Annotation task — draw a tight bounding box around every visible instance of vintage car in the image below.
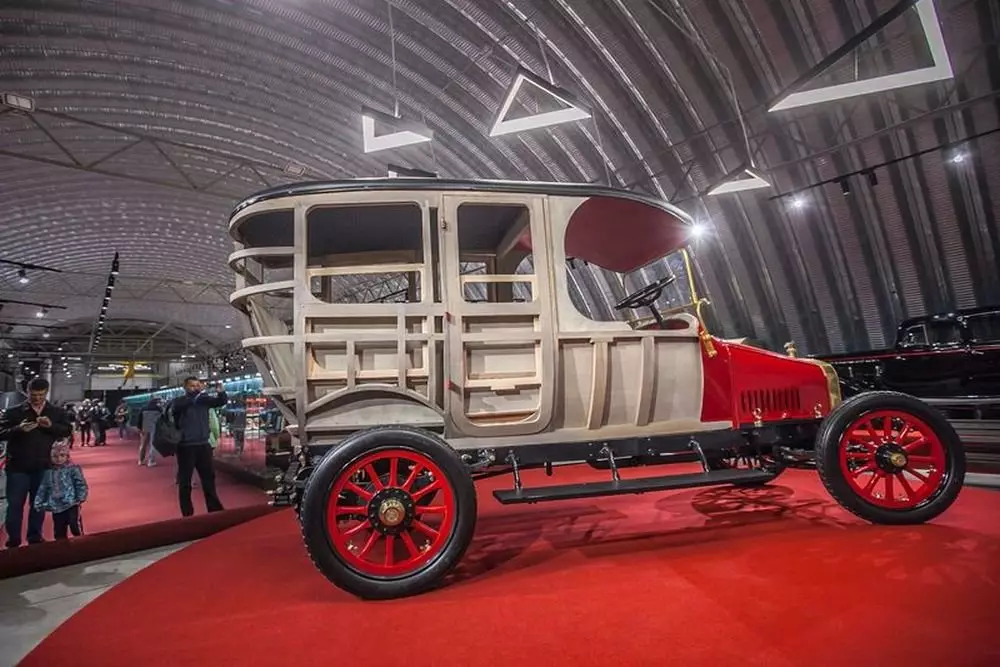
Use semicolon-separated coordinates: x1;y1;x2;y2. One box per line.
227;179;966;599
818;307;1000;412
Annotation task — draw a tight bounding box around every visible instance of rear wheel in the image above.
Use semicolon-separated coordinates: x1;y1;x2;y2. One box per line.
300;426;477;599
815;391;965;524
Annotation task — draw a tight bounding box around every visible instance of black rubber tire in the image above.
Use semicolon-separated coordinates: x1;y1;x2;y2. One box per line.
299;426;477;600
815;391;965;525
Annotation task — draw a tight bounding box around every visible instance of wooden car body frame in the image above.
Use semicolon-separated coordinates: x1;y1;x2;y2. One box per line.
228;178;839;467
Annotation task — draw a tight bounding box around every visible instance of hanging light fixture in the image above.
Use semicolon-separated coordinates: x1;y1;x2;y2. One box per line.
361;107;433;153
707;168;771;196
769;0;953;112
489;68;591;137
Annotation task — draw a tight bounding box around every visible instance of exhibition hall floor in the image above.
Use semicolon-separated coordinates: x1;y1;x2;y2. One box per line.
15;467;1000;667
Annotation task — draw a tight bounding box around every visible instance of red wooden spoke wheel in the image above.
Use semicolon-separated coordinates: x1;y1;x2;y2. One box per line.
815;392;965;525
838;410;946;510
326;449;456;577
300;426;477;599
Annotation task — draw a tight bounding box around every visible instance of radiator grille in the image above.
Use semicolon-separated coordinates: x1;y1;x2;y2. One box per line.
741;388;802;416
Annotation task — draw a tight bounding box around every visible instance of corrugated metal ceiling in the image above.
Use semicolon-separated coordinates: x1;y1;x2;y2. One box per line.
0;0;998;364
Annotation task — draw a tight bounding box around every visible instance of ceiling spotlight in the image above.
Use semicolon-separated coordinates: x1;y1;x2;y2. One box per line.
17;269;29;284
42;332;50;339
790;196;807;209
950;152;967;164
690;223;707;239
36;308;47;318
225;324;232;329
838;179;851;195
865;170;879;186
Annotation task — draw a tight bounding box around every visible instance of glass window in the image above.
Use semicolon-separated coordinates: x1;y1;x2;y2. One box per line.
965;312;1000;343
565;252;693;323
899;325;927;348
926;320;961;346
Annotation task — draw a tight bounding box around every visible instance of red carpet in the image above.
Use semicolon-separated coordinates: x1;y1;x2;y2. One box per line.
23;467;1000;667
1;432;269;576
7;431;266;539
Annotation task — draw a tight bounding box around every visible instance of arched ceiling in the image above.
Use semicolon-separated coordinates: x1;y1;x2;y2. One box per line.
1;0;998;362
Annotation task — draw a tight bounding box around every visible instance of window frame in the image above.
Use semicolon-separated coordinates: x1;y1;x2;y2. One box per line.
963;311;1000;344
303;200;430;306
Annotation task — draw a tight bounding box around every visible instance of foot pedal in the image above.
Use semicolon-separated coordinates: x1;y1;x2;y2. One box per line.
492;468;775;505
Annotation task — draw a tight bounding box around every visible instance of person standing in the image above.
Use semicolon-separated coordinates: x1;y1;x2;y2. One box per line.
170;377;227;517
34;441;89;540
62;402;77;447
230;399;247;456
92;401;109;446
115;403;128;440
0;378;73;548
76;400;92;447
138;397;161;467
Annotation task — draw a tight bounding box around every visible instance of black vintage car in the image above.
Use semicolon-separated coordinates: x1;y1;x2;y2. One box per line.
819;306;1000;413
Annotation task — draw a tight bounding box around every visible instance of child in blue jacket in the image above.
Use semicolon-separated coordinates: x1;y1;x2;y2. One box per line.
34;441;89;539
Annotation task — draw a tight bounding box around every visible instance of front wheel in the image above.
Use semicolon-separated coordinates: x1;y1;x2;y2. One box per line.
815;391;965;525
300;426;477;599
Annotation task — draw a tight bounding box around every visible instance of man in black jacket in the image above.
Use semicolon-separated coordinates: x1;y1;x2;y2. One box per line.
170;376;227;517
1;378;73;548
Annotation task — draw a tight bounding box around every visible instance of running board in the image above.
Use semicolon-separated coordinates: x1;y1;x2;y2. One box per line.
493;468;776;505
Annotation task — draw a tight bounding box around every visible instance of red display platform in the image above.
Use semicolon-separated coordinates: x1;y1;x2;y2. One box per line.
23;468;1000;667
7;431;266;538
1;432;269;577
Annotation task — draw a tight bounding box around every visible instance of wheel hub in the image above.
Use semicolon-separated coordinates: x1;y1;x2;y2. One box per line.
875;443;908;473
367;488;416;536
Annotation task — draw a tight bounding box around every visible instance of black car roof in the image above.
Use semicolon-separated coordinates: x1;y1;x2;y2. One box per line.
898;305;1000;330
229;178;692;224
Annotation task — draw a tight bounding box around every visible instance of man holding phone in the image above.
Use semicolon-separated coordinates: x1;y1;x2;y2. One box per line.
170;376;228;517
0;378;73;548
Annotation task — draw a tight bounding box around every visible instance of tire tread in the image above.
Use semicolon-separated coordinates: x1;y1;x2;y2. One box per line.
814;391;965;525
299;425;477;599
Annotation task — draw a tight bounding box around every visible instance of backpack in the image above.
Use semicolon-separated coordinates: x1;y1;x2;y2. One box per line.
152;404;182;457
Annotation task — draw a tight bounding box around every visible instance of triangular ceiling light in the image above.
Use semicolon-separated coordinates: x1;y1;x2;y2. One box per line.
706;168;771;196
770;0;952;112
361;107;433;154
489;68;590;137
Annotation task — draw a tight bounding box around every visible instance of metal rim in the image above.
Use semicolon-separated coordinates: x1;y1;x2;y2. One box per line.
325;448;456;578
837;409;948;510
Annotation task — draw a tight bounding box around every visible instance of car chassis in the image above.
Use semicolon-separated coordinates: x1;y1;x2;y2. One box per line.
228;178;966;599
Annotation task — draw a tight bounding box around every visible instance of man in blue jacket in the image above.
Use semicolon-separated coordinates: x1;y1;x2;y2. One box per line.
170;377;227;517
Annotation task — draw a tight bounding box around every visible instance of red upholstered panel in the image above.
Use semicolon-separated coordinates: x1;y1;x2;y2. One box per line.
565;197;689;273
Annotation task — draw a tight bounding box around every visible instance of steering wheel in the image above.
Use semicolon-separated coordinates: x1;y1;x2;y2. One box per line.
614;275;677;311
